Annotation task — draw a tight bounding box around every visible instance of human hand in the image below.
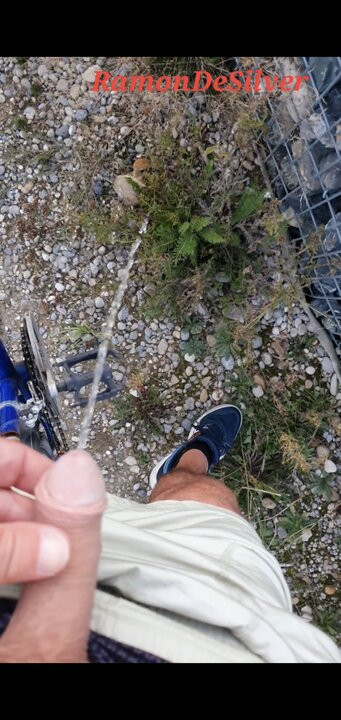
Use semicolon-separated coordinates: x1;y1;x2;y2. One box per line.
0;438;106;662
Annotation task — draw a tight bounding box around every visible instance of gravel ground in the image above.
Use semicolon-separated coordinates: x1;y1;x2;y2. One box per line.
0;56;340;639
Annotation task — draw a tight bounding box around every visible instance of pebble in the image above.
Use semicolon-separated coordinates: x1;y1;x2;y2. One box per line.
70;84;81;100
24;106;35;119
56;78;68;92
221;356;234;371
55;125;69;139
174;427;185;435
324;459;337;474
206;334;216;348
157;339;168;355
118;306;129;321
200;389;208;402
124;456;138;466
261;352;272;366
76;109;88;122
252;385;264;398
212;389;224;402
55;282;65;292
184;353;196;363
114;174;141;206
180;329;190;341
324;585;336;596
305;366;316;375
321;357;334;375
252;336;262;349
82;65;101;83
305;379;313;389
95;296;105;309
330;374;338;396
262;497;277;510
317;445;329;460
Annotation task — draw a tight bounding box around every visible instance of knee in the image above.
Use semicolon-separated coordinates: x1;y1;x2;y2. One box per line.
149;469;240;515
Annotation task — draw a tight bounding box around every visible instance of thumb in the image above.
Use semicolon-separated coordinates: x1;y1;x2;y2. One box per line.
0;450;106;663
0;522;70;584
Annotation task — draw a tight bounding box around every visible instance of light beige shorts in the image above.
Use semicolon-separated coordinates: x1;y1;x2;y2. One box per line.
2;494;339;662
93;494;340;663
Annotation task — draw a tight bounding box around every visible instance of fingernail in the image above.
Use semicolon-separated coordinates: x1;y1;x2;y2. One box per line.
46;450;106;508
37;527;70;577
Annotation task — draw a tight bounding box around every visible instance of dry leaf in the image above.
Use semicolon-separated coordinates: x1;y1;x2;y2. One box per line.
271;339;286;359
133;157;151;176
253;373;266;389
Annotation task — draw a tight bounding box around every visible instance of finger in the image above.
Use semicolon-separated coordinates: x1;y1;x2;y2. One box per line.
0;438;52;492
0;521;70;584
0;489;35;522
1;450;106;663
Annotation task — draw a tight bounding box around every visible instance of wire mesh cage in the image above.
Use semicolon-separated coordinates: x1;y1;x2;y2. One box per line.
235;57;341;349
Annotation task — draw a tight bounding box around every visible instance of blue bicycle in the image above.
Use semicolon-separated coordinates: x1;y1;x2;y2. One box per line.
0;314;123;458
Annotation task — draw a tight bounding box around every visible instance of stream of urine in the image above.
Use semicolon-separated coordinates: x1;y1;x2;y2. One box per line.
77;236;141;450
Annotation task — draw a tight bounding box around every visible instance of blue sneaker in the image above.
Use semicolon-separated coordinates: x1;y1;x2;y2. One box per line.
149;404;242;489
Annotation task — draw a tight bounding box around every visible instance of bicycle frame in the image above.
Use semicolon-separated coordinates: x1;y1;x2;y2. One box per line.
0;317;123;453
0;339;31;437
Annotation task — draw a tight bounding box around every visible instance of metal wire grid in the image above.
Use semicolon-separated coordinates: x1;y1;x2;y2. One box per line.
236;57;341;347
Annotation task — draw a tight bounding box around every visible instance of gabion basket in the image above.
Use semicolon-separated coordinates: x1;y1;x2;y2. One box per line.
236;57;341;349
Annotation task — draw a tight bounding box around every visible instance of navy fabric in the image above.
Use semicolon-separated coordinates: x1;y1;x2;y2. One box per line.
0;600;168;664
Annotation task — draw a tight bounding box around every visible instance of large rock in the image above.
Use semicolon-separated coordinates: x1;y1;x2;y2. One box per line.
319;152;341;191
300;112;334;149
292;139;320;193
113;175;143;206
307;57;341;94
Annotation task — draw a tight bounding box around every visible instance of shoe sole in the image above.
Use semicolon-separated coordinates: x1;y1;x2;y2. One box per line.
149;404;242;490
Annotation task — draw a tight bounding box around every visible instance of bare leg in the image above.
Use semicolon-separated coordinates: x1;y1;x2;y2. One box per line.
149;448;240;515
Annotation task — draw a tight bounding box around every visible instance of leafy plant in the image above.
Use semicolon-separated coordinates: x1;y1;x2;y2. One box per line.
311;474;334;502
182;337;206;358
232;185;267;225
314;609;341;638
63;323;98;347
214;322;232;357
279;509;313;541
78;210;114;244
175;216;228;263
12;115;28;131
114;133;268;321
112;386;164;434
31;82;43;97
